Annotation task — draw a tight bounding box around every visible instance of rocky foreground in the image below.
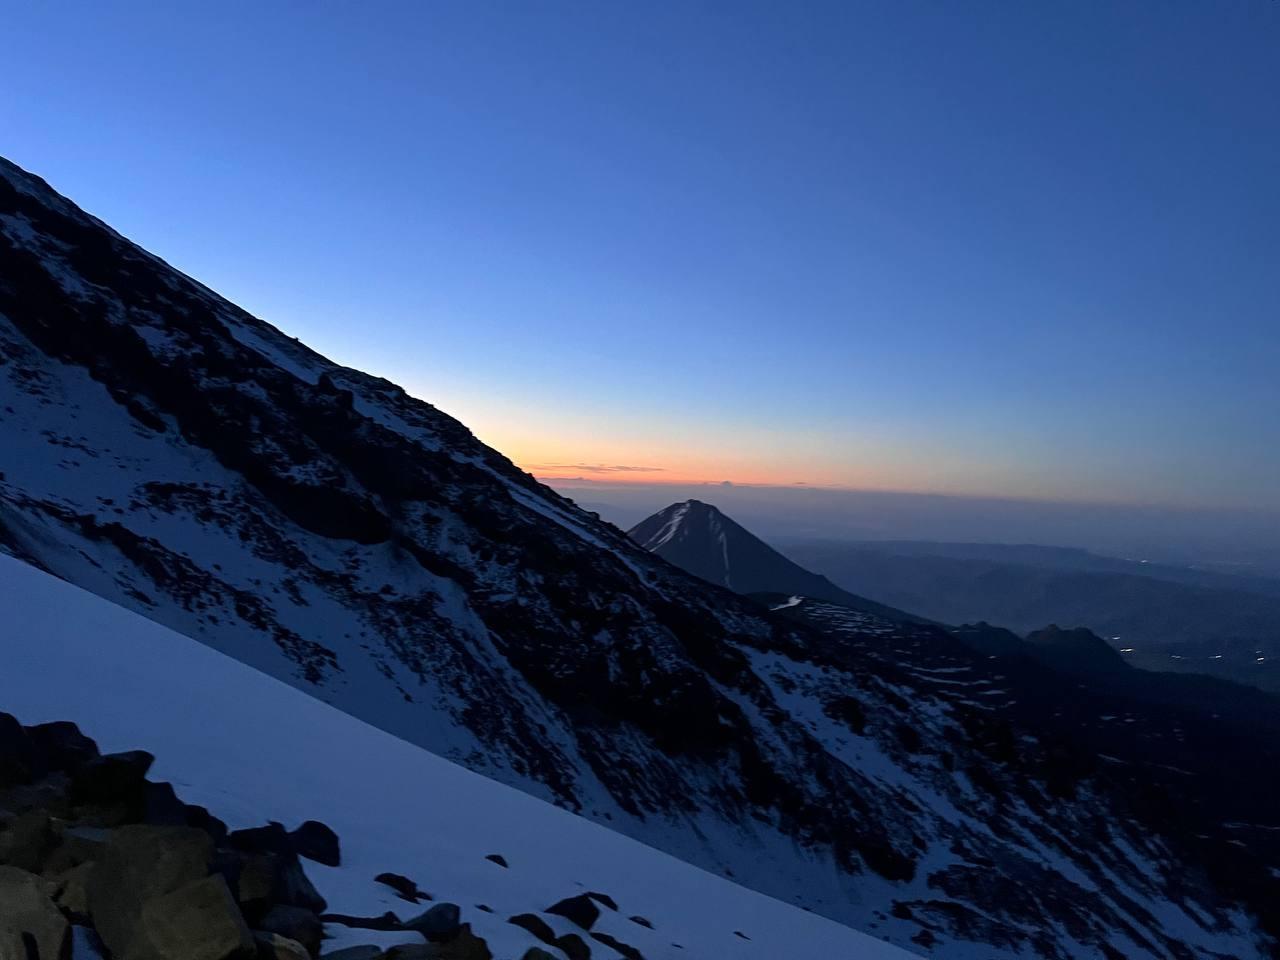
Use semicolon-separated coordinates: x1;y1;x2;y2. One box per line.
0;711;646;960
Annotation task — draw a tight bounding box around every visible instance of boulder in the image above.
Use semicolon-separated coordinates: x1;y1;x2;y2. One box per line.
0;712;42;787
254;931;311;960
374;871;427;903
289;820;340;867
545;894;599;930
590;932;642;960
584;892;617;911
143;781;191;826
87;824;214;958
320;949;384;960
0;864;71;960
554;933;591;960
138;874;256;960
424;925;490;960
25;721;99;771
0;773;72;818
506;914;556;946
403;902;461;942
319;911;402;931
384;926;490;960
0;809;56;872
258;904;322;957
69;750;154;821
482;854;507;868
43;824;111;875
520;951;558;960
227;822;292;857
185;803;229;844
53;859;96;920
276;854;328;913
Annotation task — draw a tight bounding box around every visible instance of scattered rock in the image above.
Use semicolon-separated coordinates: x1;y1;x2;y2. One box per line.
289;820;340;867
258;904;323;957
375;871;428;903
483;854;507;868
519;950;558;960
628;916;653;929
474;904;493;914
554;933;591;960
585;892;617;911
590;931;643;960
507;913;556;946
403;902;461;942
0;864;70;960
254;930;311;960
424;924;491;959
319;911;403;931
88;824;214;958
320;948;384;960
139;874;256;960
733;930;750;940
546;894;599;930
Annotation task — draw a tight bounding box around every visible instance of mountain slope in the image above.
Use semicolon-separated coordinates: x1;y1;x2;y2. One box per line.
0;154;1274;958
0;553;918;960
629;500;924;623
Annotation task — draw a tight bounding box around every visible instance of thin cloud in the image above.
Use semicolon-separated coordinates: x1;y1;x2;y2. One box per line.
528;463;666;475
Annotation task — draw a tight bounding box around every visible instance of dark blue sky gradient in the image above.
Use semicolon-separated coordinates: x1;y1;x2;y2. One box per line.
4;1;1277;507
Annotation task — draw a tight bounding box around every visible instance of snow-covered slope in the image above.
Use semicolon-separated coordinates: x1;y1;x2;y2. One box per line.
0;554;915;960
1;154;1276;959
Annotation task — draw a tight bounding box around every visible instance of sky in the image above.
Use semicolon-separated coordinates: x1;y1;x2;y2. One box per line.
3;1;1278;510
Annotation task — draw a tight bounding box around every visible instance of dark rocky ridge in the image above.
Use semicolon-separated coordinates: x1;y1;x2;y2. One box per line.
0;154;1275;957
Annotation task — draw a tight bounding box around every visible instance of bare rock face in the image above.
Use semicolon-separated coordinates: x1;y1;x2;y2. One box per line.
0;864;71;960
138;874;256;960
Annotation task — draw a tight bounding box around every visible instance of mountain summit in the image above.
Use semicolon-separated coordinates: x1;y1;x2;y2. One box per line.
630;500;923;621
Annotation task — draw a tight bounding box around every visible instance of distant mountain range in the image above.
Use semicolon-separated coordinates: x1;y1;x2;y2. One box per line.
777;538;1280;692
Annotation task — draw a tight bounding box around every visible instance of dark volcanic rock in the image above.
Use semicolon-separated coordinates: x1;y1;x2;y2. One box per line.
0;712;42;787
70;750;154;819
507;913;557;946
404;902;462;942
590;931;643;960
258;904;322;957
375;871;427;902
289;820;340;867
545;894;600;930
0;809;55;872
25;721;99;771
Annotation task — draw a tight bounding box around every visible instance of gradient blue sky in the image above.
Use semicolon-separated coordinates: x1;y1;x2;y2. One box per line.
5;1;1278;508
